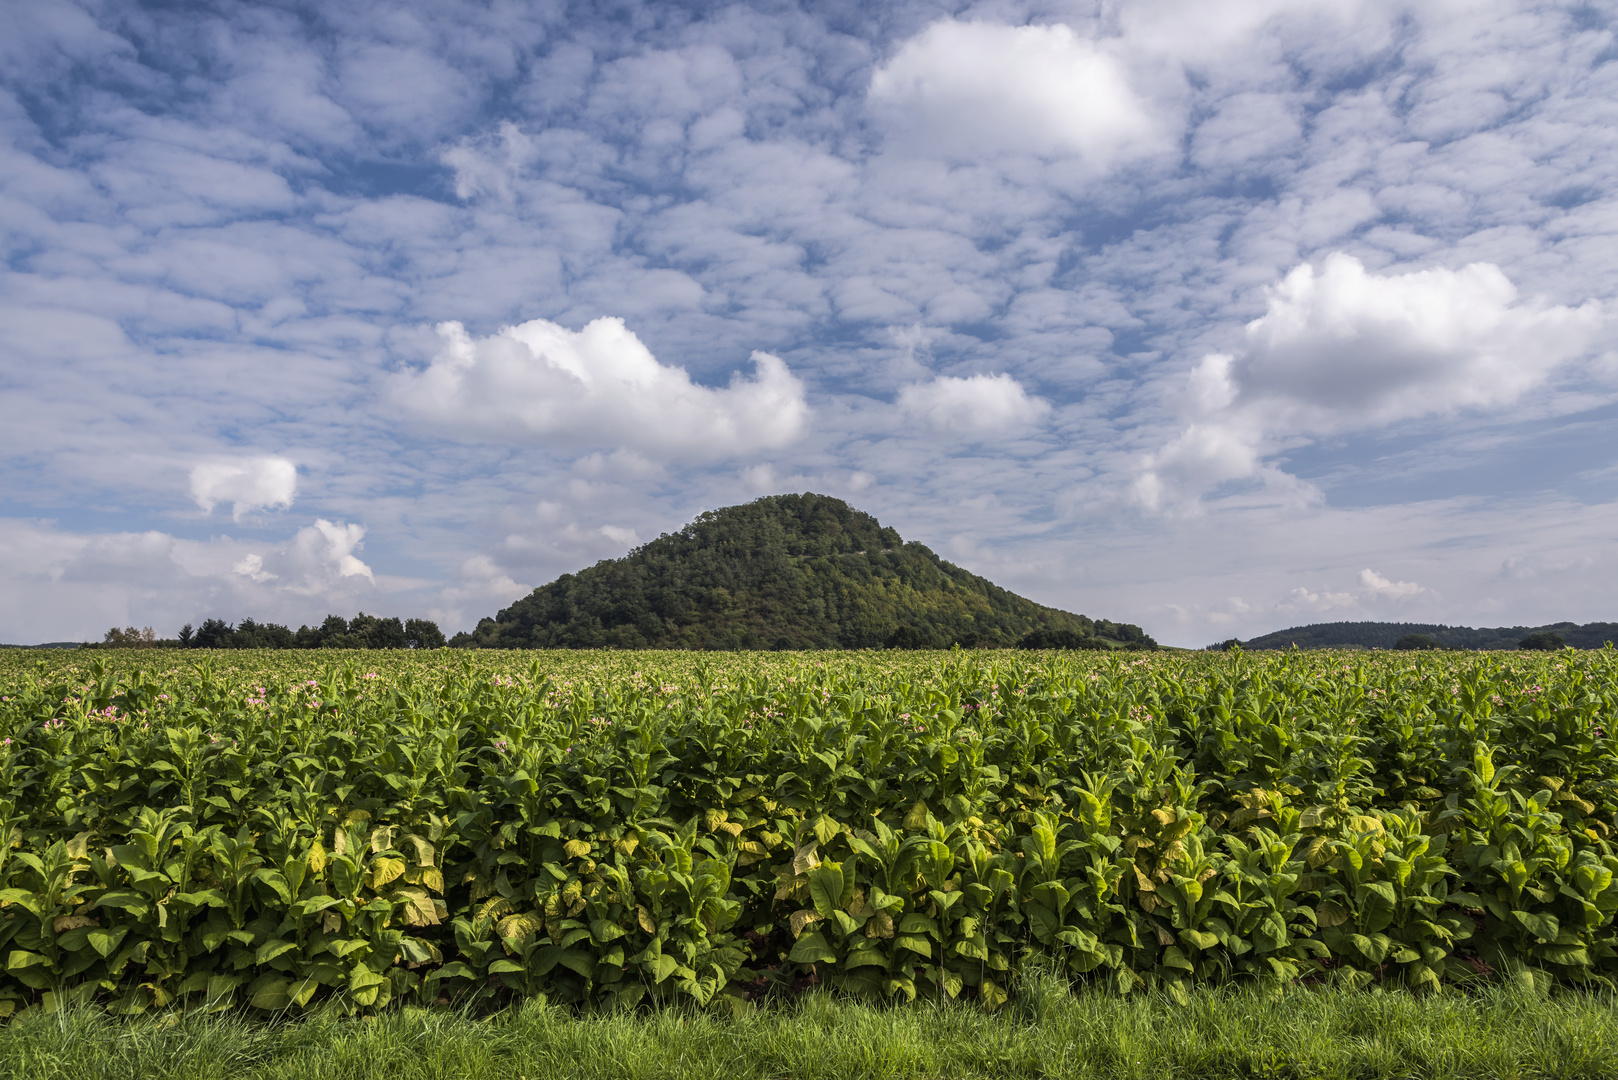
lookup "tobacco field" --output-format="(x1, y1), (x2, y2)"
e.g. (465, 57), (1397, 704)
(0, 646), (1614, 1020)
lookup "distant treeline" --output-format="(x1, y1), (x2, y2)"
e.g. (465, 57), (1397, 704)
(1214, 620), (1618, 652)
(90, 613), (445, 650)
(1013, 625), (1156, 651)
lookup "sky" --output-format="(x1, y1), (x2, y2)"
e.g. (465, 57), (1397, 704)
(2, 0), (1616, 647)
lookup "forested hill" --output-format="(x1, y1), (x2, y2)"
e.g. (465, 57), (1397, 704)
(452, 494), (1152, 650)
(1237, 620), (1618, 651)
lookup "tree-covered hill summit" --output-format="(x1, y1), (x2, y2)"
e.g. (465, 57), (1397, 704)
(452, 493), (1152, 650)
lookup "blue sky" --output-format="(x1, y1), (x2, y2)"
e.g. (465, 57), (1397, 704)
(2, 0), (1616, 647)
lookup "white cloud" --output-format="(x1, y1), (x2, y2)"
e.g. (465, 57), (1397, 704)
(1358, 567), (1426, 599)
(1271, 566), (1426, 616)
(189, 457), (298, 520)
(0, 517), (378, 642)
(294, 520), (373, 585)
(868, 20), (1166, 167)
(1137, 254), (1605, 509)
(1132, 421), (1265, 509)
(1235, 254), (1602, 430)
(897, 374), (1050, 438)
(394, 317), (810, 460)
(168, 518), (373, 596)
(1263, 565), (1428, 619)
(1278, 586), (1358, 612)
(441, 120), (540, 202)
(232, 552), (276, 583)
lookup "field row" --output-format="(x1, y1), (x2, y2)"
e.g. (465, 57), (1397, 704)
(0, 647), (1613, 1016)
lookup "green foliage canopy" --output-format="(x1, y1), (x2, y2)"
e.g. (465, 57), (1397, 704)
(1235, 620), (1617, 651)
(161, 615), (445, 651)
(453, 493), (1151, 650)
(0, 646), (1613, 1017)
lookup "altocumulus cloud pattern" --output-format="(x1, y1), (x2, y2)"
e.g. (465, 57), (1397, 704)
(0, 0), (1616, 645)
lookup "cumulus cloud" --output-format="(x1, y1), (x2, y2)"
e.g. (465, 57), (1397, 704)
(1358, 568), (1425, 600)
(898, 374), (1050, 438)
(189, 457), (297, 520)
(232, 552), (275, 583)
(394, 317), (809, 460)
(1274, 567), (1427, 615)
(1277, 585), (1358, 613)
(1136, 254), (1605, 509)
(1131, 422), (1266, 510)
(287, 520), (373, 586)
(170, 517), (373, 595)
(1234, 254), (1602, 429)
(868, 20), (1166, 167)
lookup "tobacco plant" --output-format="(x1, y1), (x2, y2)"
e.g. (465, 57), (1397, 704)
(0, 646), (1613, 1017)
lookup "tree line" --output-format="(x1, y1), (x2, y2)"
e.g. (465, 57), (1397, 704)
(1392, 630), (1572, 652)
(1210, 619), (1616, 652)
(93, 613), (445, 650)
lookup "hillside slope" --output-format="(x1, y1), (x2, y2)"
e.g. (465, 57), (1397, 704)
(453, 494), (1151, 650)
(1237, 620), (1618, 650)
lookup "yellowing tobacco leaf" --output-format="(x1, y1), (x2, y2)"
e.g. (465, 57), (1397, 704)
(368, 857), (406, 891)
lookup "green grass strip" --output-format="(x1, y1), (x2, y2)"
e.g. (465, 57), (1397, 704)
(4, 980), (1616, 1080)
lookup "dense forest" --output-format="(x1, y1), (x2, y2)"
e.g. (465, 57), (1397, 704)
(452, 493), (1154, 651)
(1227, 620), (1618, 651)
(86, 613), (445, 650)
